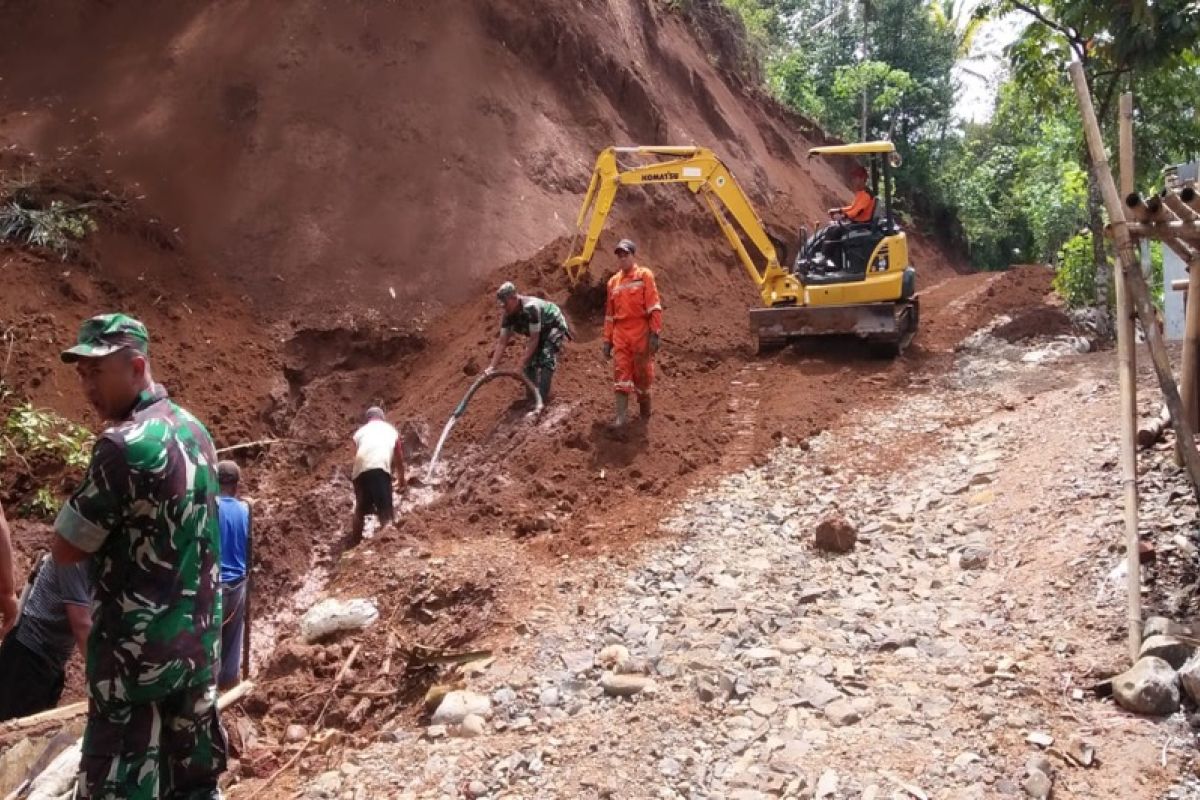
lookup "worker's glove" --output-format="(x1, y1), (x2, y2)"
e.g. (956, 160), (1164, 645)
(649, 333), (661, 353)
(602, 341), (613, 360)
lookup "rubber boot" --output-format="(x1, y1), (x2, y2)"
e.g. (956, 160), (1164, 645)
(537, 369), (553, 406)
(523, 364), (539, 407)
(614, 393), (629, 427)
(638, 392), (652, 419)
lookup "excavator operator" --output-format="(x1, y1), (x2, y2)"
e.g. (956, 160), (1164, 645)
(821, 164), (875, 271)
(827, 165), (875, 223)
(603, 238), (662, 428)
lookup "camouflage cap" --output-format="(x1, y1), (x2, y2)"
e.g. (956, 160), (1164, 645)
(61, 313), (150, 363)
(614, 238), (636, 255)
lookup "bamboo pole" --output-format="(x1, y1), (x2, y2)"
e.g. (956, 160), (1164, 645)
(0, 702), (87, 746)
(1116, 91), (1142, 661)
(1124, 220), (1200, 241)
(1164, 191), (1200, 223)
(1069, 63), (1200, 505)
(1120, 196), (1197, 258)
(1181, 253), (1200, 435)
(1145, 194), (1168, 220)
(1164, 239), (1200, 264)
(1126, 192), (1152, 222)
(1183, 186), (1200, 215)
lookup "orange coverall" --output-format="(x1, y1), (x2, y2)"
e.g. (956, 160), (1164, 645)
(603, 264), (663, 396)
(840, 190), (876, 223)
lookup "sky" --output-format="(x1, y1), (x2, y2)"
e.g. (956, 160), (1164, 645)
(952, 8), (1027, 123)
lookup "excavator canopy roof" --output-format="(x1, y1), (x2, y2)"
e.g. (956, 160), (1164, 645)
(808, 141), (896, 157)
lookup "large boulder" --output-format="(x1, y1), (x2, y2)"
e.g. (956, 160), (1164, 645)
(1138, 635), (1194, 670)
(814, 516), (857, 554)
(1112, 656), (1179, 716)
(1178, 653), (1200, 705)
(1143, 616), (1195, 640)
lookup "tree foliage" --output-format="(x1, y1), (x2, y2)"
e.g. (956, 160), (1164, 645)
(719, 0), (1200, 304)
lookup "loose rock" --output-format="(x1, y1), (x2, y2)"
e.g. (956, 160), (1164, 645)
(432, 690), (492, 725)
(1179, 653), (1200, 705)
(1112, 656), (1180, 716)
(956, 545), (991, 570)
(1023, 768), (1052, 799)
(1138, 635), (1194, 670)
(814, 515), (857, 553)
(598, 644), (631, 668)
(600, 672), (655, 697)
(458, 713), (486, 738)
(823, 698), (861, 727)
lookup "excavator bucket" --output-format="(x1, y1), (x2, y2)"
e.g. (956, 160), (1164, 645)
(750, 298), (918, 356)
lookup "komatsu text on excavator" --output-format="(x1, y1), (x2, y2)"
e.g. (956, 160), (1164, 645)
(561, 145), (918, 356)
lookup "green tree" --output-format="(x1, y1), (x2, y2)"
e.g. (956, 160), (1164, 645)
(987, 0), (1200, 301)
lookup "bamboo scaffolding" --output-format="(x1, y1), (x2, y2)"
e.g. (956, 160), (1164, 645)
(1124, 220), (1200, 240)
(1163, 190), (1200, 223)
(1182, 186), (1200, 215)
(1070, 64), (1200, 502)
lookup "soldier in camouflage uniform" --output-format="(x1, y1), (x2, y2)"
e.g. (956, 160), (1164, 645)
(485, 282), (572, 404)
(51, 313), (226, 800)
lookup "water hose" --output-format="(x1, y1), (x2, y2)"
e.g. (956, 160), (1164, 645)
(425, 370), (543, 480)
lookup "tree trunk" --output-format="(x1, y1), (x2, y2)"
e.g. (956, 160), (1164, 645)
(1088, 164), (1111, 307)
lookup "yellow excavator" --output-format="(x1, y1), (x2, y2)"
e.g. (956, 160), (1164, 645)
(561, 144), (918, 355)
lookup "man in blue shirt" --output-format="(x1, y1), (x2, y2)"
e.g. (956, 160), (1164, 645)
(216, 460), (251, 690)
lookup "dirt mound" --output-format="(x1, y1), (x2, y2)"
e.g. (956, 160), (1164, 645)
(992, 305), (1076, 343)
(912, 266), (1056, 357)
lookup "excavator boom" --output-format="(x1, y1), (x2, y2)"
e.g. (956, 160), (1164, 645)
(562, 147), (803, 307)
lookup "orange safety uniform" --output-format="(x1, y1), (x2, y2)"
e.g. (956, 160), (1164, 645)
(840, 190), (876, 223)
(603, 264), (663, 396)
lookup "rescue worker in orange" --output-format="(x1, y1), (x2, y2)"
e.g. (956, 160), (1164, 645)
(822, 164), (876, 270)
(602, 238), (662, 428)
(827, 164), (875, 223)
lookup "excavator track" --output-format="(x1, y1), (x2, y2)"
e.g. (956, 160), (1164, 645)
(750, 297), (918, 358)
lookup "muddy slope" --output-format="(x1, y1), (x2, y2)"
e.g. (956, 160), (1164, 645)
(0, 0), (957, 321)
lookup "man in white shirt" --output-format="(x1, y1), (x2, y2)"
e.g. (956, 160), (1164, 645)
(349, 406), (405, 548)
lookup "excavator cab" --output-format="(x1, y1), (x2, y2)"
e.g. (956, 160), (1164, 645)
(782, 142), (918, 345)
(561, 144), (917, 357)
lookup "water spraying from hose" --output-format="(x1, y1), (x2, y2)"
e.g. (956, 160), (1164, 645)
(425, 370), (543, 480)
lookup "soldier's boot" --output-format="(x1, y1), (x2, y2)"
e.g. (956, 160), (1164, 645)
(522, 364), (540, 407)
(536, 369), (554, 406)
(637, 392), (652, 419)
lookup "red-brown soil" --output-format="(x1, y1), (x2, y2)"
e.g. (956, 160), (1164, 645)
(992, 303), (1076, 343)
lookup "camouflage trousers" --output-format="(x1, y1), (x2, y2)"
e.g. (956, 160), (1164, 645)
(77, 682), (227, 800)
(524, 327), (567, 402)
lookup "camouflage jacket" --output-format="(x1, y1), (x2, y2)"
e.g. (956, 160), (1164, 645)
(500, 296), (570, 342)
(55, 384), (221, 706)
